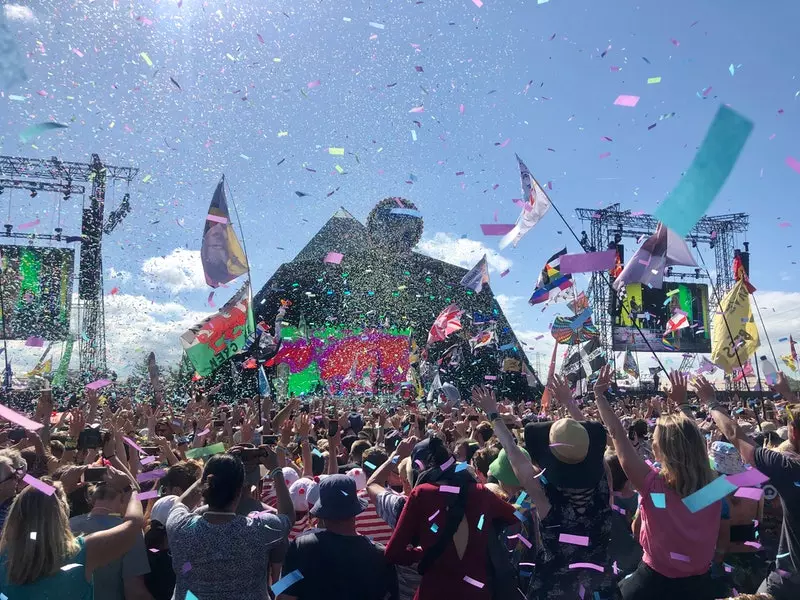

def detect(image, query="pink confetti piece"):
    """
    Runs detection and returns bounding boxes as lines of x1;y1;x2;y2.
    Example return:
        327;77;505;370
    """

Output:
440;457;455;471
702;86;712;97
440;485;460;494
207;292;216;308
559;534;589;546
744;541;762;550
786;156;800;174
512;533;533;548
123;436;146;455
136;469;167;483
612;504;626;515
726;468;769;487
307;80;321;89
181;561;192;574
18;219;40;230
85;379;112;390
497;138;511;148
409;106;425;113
22;474;56;496
140;455;157;465
500;269;510;278
779;222;791;228
480;224;515;236
0;403;44;431
72;48;84;58
671;38;680;46
598;152;611;159
205;214;228;224
37;90;48;97
323;252;344;265
138;490;160;501
610;66;621;72
459;104;465;114
257;33;265;44
428;509;440;522
614;95;640;108
670;552;690;562
463;575;484;588
569;563;604;572
484;375;498;381
471;0;483;7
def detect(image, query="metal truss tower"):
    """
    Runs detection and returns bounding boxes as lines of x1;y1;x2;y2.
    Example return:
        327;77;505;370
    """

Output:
574;203;749;363
0;154;137;376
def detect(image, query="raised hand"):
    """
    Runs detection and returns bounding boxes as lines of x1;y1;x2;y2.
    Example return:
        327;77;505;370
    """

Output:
768;371;795;403
548;374;573;405
692;375;717;405
593;365;613;398
471;385;498;415
297;413;311;438
667;371;688;406
394;435;418;460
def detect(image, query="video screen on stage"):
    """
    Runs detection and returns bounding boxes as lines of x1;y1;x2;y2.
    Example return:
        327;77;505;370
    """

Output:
0;246;75;341
612;282;711;353
268;325;412;396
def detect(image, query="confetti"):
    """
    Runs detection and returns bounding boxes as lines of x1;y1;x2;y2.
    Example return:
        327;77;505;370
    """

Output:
272;570;304;596
614;95;640;107
647;77;661;84
22;474;56;496
559;533;590;546
670;552;691;562
19;122;69;144
786;157;800;175
463;576;484;588
650;493;666;508
569;563;605;572
140;52;153;67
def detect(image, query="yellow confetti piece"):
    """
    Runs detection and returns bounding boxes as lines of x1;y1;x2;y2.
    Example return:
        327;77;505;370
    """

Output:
647;77;661;84
277;131;288;137
273;58;282;63
335;165;344;174
142;174;152;183
226;53;236;61
140;52;153;67
329;147;345;155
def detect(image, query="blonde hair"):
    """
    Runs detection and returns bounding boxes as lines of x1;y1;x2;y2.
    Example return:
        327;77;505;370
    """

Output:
653;413;715;498
0;482;81;585
397;457;413;489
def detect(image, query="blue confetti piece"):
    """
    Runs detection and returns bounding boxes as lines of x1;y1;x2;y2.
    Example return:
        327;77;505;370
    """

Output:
499;343;515;351
364;461;377;470
477;514;485;530
186;593;199;600
650;492;666;508
654;105;754;236
516;491;528;505
682;476;738;513
430;523;439;533
455;462;468;472
539;474;548;485
272;570;304;596
514;510;525;522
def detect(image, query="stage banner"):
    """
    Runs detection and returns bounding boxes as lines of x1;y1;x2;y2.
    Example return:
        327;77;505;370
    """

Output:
181;280;254;376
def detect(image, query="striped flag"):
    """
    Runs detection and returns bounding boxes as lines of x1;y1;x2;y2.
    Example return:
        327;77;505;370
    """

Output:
529;248;574;305
500;155;551;249
460;255;490;293
201;178;248;288
562;338;606;386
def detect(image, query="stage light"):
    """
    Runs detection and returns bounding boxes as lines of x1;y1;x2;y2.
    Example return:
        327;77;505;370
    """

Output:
666;267;673;277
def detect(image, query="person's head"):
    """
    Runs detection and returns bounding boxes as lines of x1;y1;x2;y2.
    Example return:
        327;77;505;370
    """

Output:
0;454;22;503
88;482;126;513
454;438;480;463
472;446;499;480
628;419;649;443
309;474;367;532
0;481;80;585
289;478;318;513
145;495;178;551
201;454;244;512
397;457;413;494
653;413;715;497
475;421;494;445
361;447;388;478
488;447;530;496
49;440;65;460
708;441;746;476
786;403;800;451
159;460;202;496
349;439;371;465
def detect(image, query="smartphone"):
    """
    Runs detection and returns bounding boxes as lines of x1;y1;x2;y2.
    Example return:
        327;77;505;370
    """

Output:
77;428;105;450
141;447;160;456
8;428;25;443
238;447;266;463
262;434;279;445
213;419;225;428
327;421;339;437
84;467;107;483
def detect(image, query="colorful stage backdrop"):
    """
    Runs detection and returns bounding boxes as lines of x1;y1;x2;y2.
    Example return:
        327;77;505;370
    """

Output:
0;246;74;340
269;325;412;395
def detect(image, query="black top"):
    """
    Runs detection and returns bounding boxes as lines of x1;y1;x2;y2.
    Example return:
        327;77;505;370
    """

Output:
754;447;800;576
524;420;607;488
282;530;398;600
145;549;175;600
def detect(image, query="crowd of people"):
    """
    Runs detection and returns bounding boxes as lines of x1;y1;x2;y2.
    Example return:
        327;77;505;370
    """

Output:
0;367;797;600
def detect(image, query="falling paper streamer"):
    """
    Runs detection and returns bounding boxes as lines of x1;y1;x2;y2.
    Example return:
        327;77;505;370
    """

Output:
18;219;41;230
559;250;617;274
647;77;662;84
655;106;753;236
19;122;69;144
614;95;640;107
0;403;44;431
208;291;216;308
140;52;153;67
786;156;800;174
481;224;516;236
323;252;344;265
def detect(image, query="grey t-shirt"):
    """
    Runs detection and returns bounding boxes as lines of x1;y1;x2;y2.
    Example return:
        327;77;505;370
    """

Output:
68;513;150;600
167;503;290;600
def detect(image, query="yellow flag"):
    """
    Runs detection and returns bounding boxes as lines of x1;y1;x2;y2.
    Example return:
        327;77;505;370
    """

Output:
711;280;760;373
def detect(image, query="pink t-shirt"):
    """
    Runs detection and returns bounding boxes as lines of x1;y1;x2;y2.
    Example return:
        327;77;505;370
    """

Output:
638;469;722;577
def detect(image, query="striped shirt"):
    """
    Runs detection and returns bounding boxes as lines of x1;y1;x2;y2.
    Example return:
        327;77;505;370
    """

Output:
289;512;312;542
355;490;394;546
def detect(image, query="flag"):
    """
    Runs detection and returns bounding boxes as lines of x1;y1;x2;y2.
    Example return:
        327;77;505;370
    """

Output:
499;155;551;249
201;178;248;288
664;312;689;335
623;348;639;379
25;358;52;378
612;223;697;291
427;304;464;345
181;280;255;376
711;280;760;373
568;291;589;314
733;253;756;294
469;328;495;352
52;335;74;388
562;338;607;386
529;248;574;305
732;361;754;382
697;356;717;375
661;337;678;351
460;254;490;293
258;365;271;396
791;335;798;364
426;371;443;404
781;355;797;372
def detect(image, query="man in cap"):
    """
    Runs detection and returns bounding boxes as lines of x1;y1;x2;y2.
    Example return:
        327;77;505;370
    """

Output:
277;474;398;600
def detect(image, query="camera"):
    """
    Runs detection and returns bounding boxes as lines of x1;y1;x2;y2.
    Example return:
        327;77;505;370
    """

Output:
77;428;110;451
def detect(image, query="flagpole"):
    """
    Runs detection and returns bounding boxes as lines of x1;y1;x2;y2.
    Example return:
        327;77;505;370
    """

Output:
751;294;780;369
542;192;669;374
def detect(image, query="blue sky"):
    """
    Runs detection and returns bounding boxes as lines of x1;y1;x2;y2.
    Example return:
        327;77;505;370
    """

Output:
1;0;799;376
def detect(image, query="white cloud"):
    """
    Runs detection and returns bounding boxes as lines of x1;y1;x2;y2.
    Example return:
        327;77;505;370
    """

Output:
3;4;36;22
107;267;132;284
141;248;206;293
415;232;512;273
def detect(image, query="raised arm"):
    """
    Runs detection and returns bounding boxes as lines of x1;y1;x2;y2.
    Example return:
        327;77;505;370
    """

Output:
694;375;755;465
297;415;313;478
472;386;551;519
592;366;651;493
84;491;145;580
367;436;417;504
